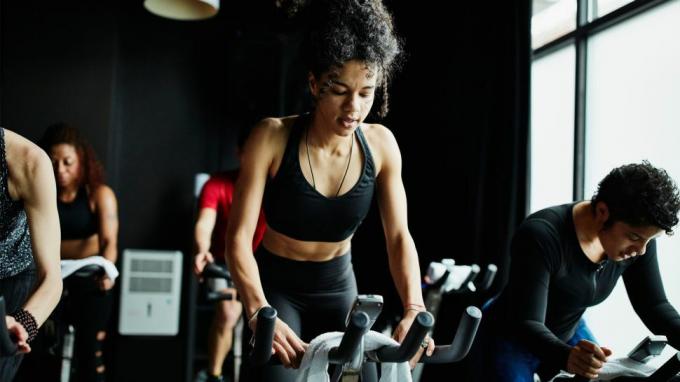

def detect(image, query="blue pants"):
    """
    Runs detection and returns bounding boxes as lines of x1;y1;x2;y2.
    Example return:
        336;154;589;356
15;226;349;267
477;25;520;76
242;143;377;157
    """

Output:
489;319;597;382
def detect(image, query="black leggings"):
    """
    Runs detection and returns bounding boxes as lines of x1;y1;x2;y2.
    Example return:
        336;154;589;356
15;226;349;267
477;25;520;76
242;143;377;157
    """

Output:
242;246;358;382
62;272;113;382
0;267;36;381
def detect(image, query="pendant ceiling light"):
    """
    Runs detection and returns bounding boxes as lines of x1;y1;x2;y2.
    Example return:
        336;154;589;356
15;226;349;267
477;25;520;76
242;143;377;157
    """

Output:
144;0;219;21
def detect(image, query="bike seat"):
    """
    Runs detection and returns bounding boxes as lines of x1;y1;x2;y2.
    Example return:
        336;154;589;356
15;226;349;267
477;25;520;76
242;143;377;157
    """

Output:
71;264;105;278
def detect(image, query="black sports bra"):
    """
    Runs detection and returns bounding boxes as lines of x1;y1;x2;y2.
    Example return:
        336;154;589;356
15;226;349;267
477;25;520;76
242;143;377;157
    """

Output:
262;115;376;242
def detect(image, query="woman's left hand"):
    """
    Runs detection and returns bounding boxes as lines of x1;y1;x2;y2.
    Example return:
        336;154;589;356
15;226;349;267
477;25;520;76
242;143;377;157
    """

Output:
98;275;115;291
5;316;31;354
392;309;435;369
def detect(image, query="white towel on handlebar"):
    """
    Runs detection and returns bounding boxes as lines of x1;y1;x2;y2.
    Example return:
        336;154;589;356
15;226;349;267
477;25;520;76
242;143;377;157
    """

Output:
295;330;412;382
61;257;119;281
549;357;657;381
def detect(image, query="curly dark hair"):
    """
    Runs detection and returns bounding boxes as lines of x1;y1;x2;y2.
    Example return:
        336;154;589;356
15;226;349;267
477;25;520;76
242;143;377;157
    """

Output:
591;161;680;234
39;123;105;193
285;0;403;118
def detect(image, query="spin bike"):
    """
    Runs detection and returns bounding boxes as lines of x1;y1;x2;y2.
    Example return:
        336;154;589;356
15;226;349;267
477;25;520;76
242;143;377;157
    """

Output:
197;263;244;382
249;294;482;382
557;351;680;382
412;259;497;382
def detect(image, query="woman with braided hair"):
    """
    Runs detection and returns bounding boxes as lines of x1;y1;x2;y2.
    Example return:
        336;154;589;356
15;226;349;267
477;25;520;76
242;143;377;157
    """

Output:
226;0;433;380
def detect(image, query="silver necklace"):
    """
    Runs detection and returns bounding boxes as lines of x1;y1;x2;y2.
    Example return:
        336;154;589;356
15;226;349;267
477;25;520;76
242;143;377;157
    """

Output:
305;127;354;198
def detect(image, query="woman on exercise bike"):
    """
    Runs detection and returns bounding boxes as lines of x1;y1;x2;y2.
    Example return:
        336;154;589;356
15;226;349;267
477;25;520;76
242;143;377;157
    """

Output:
225;1;434;380
37;123;118;382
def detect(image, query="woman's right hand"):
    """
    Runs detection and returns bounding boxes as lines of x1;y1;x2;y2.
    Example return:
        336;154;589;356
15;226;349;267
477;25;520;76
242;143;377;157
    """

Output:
567;339;612;379
249;315;308;368
193;252;214;278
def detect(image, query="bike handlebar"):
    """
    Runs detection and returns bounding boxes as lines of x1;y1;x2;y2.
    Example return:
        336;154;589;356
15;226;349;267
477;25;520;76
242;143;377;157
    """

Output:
417;306;482;363
250;305;481;366
0;297;18;357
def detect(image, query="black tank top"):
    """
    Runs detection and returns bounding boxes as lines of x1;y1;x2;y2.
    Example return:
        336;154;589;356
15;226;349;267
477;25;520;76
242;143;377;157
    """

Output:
57;188;98;240
0;128;34;279
263;115;376;242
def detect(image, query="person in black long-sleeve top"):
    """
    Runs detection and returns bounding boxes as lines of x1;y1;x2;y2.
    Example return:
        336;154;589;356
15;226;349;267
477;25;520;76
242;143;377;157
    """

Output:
484;161;680;381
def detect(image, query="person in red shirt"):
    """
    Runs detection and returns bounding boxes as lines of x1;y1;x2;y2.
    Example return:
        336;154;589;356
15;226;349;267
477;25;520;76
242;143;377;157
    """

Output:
192;129;266;382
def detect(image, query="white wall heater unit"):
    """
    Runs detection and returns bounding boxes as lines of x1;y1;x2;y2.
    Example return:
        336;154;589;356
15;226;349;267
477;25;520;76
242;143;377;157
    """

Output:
118;249;183;336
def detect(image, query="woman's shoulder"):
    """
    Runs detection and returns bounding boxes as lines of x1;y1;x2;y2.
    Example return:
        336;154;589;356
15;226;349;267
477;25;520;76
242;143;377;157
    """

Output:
254;115;299;134
360;122;392;138
360;122;400;171
249;115;301;146
3;128;51;181
91;184;116;203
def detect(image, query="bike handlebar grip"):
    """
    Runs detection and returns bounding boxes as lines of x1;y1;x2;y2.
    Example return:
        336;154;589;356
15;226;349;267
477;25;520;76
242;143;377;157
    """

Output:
431;269;451;289
468;264;481;284
455;265;481;293
0;297;18;357
374;311;434;362
251;306;277;365
203;263;231;281
480;264;498;291
328;311;370;363
421;306;481;363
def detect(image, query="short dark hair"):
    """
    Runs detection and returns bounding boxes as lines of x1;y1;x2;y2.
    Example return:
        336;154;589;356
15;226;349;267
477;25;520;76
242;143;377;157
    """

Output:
288;0;403;118
591;161;680;234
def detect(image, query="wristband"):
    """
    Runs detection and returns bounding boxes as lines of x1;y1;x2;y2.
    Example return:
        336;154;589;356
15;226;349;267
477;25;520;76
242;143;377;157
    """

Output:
11;308;38;343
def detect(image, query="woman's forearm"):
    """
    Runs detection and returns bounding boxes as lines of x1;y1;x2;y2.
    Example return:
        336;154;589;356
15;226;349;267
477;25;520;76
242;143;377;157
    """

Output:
226;234;269;318
100;238;117;263
22;271;62;326
387;234;424;309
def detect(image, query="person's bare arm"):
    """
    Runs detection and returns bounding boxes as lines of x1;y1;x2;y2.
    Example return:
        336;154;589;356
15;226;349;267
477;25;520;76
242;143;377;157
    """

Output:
225;118;307;367
195;208;217;255
93;185;118;290
193;207;217;276
226;120;277;318
373;125;433;365
94;185;118;264
6;131;62;326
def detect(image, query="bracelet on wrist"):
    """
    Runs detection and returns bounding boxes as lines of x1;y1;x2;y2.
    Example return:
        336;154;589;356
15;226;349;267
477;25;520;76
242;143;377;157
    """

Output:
248;305;269;324
405;307;427;315
11;308;38;343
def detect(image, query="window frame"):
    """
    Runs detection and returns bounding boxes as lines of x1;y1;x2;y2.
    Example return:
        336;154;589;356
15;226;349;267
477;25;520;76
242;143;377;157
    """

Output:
530;0;672;203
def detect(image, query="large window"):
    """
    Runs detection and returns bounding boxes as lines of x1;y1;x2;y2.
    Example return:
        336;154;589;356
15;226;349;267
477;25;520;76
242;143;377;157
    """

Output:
531;0;680;356
530;46;575;213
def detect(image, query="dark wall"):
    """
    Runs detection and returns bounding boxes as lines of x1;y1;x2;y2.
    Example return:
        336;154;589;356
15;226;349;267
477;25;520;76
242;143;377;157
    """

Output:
0;1;298;381
351;0;531;323
0;1;530;381
0;2;116;160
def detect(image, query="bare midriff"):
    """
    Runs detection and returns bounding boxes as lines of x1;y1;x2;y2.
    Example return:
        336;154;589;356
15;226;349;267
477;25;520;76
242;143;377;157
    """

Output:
60;234;99;259
261;224;353;261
